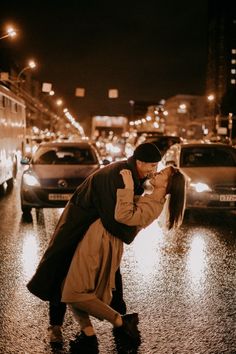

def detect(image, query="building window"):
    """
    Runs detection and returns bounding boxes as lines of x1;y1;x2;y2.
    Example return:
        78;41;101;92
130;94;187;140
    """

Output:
231;79;236;84
177;103;187;114
232;49;236;54
232;59;236;64
231;69;236;74
12;102;18;113
0;95;7;108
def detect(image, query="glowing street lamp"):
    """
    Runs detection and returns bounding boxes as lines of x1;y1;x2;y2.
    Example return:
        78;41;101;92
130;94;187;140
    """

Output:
17;60;37;83
56;99;63;106
207;94;215;102
0;26;17;40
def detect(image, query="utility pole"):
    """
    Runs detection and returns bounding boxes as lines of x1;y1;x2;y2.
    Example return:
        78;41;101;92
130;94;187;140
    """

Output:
228;113;233;145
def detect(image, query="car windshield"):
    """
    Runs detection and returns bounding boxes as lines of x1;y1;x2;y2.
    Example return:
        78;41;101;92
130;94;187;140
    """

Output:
180;146;236;167
32;146;98;165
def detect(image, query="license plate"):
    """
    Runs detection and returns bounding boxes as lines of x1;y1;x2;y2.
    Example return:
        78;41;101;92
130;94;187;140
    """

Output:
219;195;236;202
48;193;72;201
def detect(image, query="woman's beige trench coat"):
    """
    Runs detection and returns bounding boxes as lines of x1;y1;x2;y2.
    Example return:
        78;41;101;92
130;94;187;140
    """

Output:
61;187;166;304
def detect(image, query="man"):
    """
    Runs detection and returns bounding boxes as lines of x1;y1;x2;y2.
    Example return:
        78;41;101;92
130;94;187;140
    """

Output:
27;142;161;343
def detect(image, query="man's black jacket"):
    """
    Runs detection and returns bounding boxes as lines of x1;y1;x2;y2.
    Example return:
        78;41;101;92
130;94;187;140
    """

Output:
27;156;145;301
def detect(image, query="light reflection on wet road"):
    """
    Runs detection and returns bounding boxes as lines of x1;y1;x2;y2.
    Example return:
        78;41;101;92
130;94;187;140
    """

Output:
0;180;235;354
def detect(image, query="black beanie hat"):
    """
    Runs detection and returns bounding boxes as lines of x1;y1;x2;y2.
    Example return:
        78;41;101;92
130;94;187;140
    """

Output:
133;143;161;162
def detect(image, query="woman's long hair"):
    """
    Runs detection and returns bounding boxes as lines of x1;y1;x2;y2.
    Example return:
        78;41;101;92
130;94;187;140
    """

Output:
167;168;186;230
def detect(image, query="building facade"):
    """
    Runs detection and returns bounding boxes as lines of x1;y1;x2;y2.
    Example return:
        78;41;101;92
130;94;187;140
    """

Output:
206;0;236;116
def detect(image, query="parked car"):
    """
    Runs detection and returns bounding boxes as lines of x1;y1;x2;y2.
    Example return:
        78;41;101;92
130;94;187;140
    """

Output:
20;141;108;214
136;133;182;156
161;142;236;211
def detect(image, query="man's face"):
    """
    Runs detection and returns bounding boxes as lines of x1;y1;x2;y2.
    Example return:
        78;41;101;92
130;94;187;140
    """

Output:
136;160;159;178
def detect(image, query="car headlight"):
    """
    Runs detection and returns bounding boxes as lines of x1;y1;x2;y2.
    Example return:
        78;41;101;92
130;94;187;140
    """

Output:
23;173;40;187
190;182;212;193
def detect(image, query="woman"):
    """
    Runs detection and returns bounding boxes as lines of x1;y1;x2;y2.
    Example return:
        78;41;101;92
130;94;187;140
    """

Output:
61;166;186;352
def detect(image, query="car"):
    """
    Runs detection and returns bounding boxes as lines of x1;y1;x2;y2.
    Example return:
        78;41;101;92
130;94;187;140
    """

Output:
136;133;182;156
20;141;108;214
104;136;129;162
24;135;43;159
160;142;236;212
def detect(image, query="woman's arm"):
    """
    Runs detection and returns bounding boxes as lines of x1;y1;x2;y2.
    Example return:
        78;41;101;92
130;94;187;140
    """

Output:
115;170;166;228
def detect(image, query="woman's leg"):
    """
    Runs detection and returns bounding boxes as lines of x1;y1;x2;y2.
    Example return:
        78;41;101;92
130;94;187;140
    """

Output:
69;298;140;346
68;305;99;352
69;298;122;327
70;306;92;329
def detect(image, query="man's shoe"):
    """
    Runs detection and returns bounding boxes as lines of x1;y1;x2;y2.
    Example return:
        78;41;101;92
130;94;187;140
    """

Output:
70;331;99;353
113;313;141;347
48;325;63;343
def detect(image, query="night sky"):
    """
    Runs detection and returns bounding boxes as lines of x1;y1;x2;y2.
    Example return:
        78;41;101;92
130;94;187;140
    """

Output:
1;0;208;131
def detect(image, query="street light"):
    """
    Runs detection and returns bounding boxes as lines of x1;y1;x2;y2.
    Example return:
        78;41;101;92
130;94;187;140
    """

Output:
0;26;17;40
56;99;63;106
207;93;221;133
17;60;37;84
207;94;215;102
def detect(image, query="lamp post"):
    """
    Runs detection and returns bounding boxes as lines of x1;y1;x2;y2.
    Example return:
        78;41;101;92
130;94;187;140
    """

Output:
207;94;217;133
17;60;36;88
49;98;63;133
0;26;17;40
228;113;233;145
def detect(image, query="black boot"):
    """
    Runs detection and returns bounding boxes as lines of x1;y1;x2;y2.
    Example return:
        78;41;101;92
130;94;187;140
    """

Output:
70;331;99;354
113;313;141;352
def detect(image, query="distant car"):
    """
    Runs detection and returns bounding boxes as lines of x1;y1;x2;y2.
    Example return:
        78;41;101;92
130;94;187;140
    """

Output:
136;134;182;156
161;142;236;211
20;141;107;214
24;136;43;159
104;137;128;162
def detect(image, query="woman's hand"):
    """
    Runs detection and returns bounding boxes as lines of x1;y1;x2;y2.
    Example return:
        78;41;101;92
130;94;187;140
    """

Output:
120;169;134;189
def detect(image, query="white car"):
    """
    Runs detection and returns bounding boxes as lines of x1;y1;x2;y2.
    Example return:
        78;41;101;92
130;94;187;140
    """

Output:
161;142;236;211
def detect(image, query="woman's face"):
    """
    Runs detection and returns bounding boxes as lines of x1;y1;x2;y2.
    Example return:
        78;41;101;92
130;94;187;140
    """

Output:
150;166;173;188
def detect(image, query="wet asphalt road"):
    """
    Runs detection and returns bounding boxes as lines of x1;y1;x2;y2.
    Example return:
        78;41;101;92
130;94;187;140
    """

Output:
0;176;235;354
